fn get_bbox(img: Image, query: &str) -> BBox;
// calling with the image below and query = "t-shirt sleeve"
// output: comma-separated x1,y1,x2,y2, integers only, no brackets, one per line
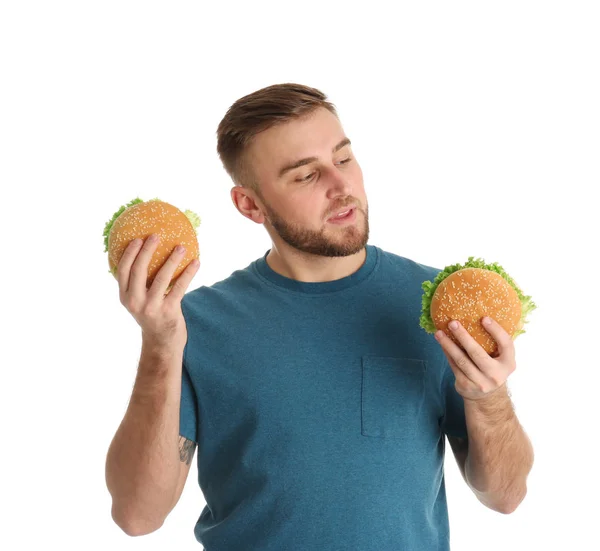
439,357,468,439
179,346,198,443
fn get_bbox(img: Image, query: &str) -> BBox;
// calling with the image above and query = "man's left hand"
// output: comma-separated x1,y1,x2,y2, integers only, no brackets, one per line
435,317,516,402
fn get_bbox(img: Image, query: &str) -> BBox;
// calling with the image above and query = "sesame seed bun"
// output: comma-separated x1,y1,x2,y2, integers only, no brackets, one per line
420,257,537,357
430,268,523,356
104,198,200,290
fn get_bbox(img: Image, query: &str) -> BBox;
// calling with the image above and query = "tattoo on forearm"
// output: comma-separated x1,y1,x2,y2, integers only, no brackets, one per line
178,437,196,466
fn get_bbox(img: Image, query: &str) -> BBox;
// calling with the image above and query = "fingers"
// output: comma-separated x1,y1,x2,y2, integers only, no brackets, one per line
163,255,200,303
480,316,512,358
127,233,161,297
147,244,197,300
117,237,144,299
116,233,200,309
446,321,493,369
438,334,484,386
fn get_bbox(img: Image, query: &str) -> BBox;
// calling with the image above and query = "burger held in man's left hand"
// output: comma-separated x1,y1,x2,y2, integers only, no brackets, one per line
420,257,537,402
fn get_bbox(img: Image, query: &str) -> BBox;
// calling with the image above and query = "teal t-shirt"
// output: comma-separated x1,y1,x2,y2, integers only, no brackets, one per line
180,244,468,550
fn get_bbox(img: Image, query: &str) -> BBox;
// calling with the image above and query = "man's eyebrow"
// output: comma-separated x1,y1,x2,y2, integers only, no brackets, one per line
277,137,352,178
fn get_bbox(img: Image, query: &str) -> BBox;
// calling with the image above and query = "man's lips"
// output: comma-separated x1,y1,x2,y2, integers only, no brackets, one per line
327,207,357,224
327,206,356,220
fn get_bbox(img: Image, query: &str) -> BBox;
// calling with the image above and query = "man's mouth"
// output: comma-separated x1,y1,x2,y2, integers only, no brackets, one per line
327,207,356,224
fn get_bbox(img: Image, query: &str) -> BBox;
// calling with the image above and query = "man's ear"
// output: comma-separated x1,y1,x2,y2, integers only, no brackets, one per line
230,186,265,224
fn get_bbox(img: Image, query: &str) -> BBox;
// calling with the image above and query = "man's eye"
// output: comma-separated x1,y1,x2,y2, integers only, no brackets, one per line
295,158,352,182
297,172,315,182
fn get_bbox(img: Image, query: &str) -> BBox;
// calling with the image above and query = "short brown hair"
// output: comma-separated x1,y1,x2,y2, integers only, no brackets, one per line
216,83,338,197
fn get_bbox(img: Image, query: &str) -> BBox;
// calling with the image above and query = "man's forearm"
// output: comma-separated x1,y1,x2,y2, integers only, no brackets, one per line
105,342,184,534
463,384,534,513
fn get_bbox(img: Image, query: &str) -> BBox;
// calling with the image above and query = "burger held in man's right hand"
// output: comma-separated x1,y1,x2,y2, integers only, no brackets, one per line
103,197,202,351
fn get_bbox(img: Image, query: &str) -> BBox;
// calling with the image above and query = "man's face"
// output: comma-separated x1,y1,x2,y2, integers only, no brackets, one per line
244,107,369,258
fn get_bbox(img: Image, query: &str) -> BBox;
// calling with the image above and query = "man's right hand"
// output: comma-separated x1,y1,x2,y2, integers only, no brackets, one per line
117,233,200,351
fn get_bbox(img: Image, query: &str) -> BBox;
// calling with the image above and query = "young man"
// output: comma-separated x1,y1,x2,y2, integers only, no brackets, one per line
106,83,533,550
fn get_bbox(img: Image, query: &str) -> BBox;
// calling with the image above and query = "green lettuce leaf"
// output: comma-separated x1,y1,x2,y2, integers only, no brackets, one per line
102,197,145,253
184,209,201,229
419,256,537,338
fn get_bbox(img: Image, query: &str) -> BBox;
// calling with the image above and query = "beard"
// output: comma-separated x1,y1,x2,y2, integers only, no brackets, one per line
261,198,370,258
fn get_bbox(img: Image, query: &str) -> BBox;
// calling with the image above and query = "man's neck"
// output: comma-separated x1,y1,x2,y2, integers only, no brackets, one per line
266,246,367,283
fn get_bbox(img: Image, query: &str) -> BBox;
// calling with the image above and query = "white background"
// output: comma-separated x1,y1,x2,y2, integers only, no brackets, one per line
2,1,598,549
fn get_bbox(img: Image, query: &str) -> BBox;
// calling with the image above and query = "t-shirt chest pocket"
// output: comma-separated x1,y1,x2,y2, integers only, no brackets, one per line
361,356,427,439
